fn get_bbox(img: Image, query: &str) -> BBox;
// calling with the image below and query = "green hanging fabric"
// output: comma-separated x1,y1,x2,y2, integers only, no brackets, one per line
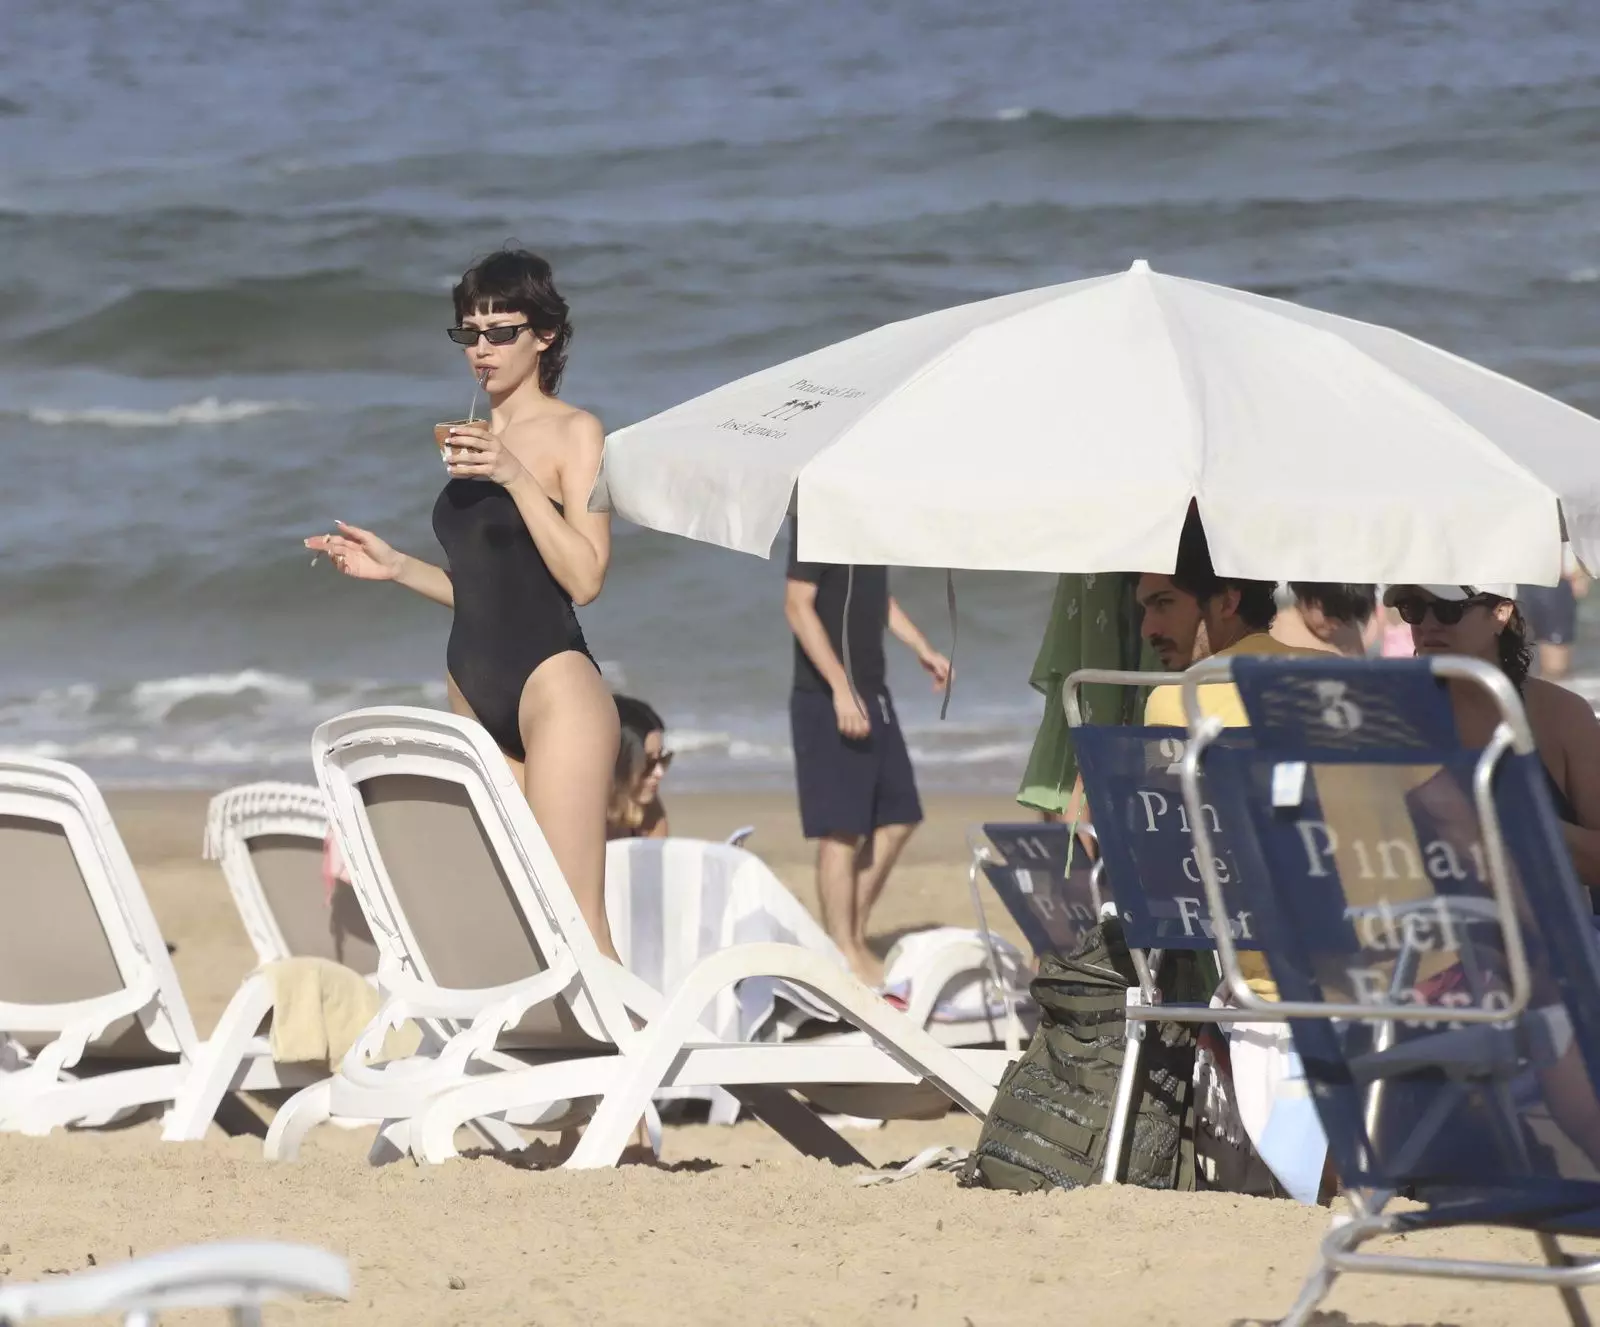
1016,572,1157,814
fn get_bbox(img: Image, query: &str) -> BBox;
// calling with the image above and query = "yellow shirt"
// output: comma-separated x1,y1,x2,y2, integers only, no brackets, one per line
1142,633,1323,998
1142,632,1322,729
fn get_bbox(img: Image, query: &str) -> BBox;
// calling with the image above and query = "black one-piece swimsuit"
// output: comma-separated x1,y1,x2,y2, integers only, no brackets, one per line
432,479,596,760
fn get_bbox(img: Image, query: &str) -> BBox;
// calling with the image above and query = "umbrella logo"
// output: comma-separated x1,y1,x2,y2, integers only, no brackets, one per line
761,398,823,422
1315,681,1363,734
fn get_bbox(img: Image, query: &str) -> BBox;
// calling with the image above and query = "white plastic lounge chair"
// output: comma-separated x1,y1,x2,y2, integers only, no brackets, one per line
0,1239,348,1325
264,706,1006,1169
0,756,321,1140
202,781,378,975
611,838,1027,1050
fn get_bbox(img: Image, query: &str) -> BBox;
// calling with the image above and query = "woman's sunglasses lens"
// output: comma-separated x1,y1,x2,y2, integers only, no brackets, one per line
447,324,526,346
1395,598,1466,626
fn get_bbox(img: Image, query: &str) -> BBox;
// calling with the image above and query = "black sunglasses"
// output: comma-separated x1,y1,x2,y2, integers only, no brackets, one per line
647,750,674,775
447,323,533,347
1392,595,1494,627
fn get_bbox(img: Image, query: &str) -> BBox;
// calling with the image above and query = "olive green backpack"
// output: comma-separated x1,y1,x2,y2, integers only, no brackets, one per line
960,920,1205,1193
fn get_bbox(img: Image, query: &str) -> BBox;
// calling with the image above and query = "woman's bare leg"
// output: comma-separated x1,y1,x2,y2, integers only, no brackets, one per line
517,653,622,961
447,668,632,1160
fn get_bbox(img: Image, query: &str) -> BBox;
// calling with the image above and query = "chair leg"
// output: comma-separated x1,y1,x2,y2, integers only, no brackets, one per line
368,1117,412,1165
464,1113,527,1155
1539,1233,1595,1327
1277,1250,1338,1327
12,1065,182,1138
262,1079,332,1161
732,1086,870,1167
706,1086,742,1126
563,1081,649,1170
1100,1018,1145,1185
163,974,276,1142
410,1061,616,1165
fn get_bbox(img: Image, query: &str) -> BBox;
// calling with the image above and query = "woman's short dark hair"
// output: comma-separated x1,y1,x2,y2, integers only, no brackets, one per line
1289,582,1377,626
452,249,572,395
615,694,665,741
1170,505,1278,631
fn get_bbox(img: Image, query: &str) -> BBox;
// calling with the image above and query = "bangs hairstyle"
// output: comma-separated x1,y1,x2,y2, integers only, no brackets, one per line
452,249,572,394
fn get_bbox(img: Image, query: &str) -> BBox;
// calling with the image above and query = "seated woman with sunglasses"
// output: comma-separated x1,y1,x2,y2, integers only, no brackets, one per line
1385,582,1600,903
606,714,675,841
613,695,672,839
305,249,623,960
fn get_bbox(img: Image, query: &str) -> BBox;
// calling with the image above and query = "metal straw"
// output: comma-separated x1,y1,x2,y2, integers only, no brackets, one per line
467,367,488,423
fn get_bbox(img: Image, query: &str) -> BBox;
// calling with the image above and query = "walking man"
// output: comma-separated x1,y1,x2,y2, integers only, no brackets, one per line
784,520,950,985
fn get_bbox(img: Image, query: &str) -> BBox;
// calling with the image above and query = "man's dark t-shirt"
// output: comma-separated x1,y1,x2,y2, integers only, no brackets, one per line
786,520,889,694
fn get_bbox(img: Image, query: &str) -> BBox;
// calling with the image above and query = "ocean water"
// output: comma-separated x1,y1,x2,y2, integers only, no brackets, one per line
2,0,1599,789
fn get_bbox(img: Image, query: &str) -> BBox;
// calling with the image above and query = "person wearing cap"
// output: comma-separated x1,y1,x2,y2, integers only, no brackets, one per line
1384,582,1600,900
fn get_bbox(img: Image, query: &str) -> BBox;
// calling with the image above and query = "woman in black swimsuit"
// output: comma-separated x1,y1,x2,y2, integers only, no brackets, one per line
1385,583,1600,892
306,250,622,959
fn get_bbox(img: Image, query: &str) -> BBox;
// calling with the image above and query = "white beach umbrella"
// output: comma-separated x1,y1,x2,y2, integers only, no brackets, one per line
595,260,1600,585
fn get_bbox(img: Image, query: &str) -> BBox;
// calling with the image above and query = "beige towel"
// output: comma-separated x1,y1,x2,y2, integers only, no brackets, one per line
264,957,419,1066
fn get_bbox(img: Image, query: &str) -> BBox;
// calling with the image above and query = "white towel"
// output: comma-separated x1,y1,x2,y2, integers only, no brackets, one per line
1223,1009,1329,1206
605,838,848,1043
881,926,1031,1023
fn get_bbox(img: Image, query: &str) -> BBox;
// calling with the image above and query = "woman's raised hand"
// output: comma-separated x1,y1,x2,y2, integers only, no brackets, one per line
304,521,405,581
441,423,528,487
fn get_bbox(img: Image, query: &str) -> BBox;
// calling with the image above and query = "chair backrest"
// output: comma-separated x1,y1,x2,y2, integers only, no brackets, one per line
203,782,379,975
0,757,196,1060
313,707,632,1052
1072,722,1266,952
1193,655,1600,1198
974,822,1100,959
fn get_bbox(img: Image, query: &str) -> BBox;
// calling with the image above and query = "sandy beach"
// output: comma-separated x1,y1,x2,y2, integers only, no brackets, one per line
1,789,1593,1326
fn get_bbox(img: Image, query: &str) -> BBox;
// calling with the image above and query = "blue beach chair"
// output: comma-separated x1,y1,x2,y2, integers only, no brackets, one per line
1061,670,1283,1185
962,820,1101,1055
965,820,1104,962
1178,653,1600,1325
